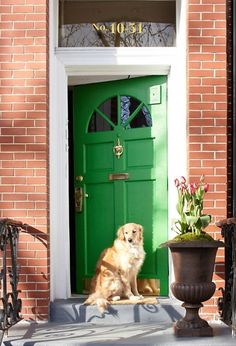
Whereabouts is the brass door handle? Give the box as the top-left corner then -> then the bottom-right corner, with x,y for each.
75,187 -> 88,213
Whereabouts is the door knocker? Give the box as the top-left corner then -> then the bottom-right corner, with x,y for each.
113,138 -> 123,159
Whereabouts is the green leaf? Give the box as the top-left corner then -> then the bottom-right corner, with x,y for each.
185,215 -> 199,226
185,214 -> 211,231
199,214 -> 211,229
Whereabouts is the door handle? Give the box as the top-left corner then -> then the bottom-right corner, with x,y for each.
75,187 -> 88,213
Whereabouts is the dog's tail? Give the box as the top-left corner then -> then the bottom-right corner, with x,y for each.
84,293 -> 109,314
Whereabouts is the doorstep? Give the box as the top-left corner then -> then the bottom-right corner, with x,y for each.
2,320 -> 234,346
49,297 -> 184,324
2,299 -> 235,346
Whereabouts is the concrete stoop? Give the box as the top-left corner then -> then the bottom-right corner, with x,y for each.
2,299 -> 235,346
49,297 -> 184,324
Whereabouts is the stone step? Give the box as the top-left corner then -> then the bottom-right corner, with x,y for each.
4,321 -> 234,346
50,297 -> 184,324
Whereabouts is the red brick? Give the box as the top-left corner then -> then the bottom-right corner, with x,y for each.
1,128 -> 26,136
15,186 -> 35,192
0,186 -> 14,192
1,79 -> 25,86
14,136 -> 34,144
28,194 -> 47,201
189,37 -> 215,45
1,144 -> 25,151
1,177 -> 27,186
189,86 -> 214,93
202,78 -> 226,86
0,202 -> 14,209
27,161 -> 46,168
202,94 -> 226,102
202,160 -> 226,167
190,152 -> 215,159
189,21 -> 214,29
13,120 -> 35,127
25,13 -> 47,21
189,119 -> 214,126
35,186 -> 47,193
202,29 -> 226,36
0,137 -> 14,144
3,194 -> 27,201
14,153 -> 34,159
189,45 -> 201,53
215,21 -> 226,28
0,104 -> 11,111
202,143 -> 226,151
189,135 -> 214,143
27,177 -> 47,185
202,61 -> 226,69
189,4 -> 213,12
0,153 -> 14,160
215,53 -> 227,61
13,103 -> 35,111
15,169 -> 34,176
189,143 -> 201,151
202,12 -> 226,20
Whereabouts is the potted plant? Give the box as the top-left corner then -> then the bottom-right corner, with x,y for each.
162,176 -> 224,337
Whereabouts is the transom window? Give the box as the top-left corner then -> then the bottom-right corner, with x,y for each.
59,0 -> 176,47
88,95 -> 152,132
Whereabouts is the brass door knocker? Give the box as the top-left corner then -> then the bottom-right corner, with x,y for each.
113,138 -> 123,159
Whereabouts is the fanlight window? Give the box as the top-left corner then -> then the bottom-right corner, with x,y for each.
59,0 -> 176,47
88,96 -> 152,133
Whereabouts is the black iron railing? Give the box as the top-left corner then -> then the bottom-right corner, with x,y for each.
0,218 -> 48,339
217,218 -> 236,335
0,219 -> 22,332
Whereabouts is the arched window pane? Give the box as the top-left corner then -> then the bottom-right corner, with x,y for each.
121,96 -> 152,129
88,96 -> 117,133
88,111 -> 114,132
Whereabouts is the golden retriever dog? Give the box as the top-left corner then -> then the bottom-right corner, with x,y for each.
84,223 -> 145,314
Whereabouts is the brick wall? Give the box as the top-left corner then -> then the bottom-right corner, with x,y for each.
188,0 -> 227,320
0,0 -> 49,319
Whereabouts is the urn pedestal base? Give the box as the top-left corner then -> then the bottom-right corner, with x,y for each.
167,241 -> 224,337
174,303 -> 213,337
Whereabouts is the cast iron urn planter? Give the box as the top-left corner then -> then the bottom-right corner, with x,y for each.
168,240 -> 224,337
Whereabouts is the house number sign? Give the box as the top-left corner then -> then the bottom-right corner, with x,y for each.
93,22 -> 143,34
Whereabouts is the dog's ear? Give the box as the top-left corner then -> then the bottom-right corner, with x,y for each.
117,226 -> 125,241
138,224 -> 143,242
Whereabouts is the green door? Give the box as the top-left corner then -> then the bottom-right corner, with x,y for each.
73,76 -> 168,295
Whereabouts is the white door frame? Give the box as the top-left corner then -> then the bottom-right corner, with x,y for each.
49,0 -> 187,300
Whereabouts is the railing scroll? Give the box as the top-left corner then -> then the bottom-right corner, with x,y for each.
0,218 -> 47,334
216,218 -> 236,336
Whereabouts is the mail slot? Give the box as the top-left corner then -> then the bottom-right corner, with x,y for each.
109,173 -> 129,181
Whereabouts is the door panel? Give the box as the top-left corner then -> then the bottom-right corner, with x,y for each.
73,76 -> 168,295
127,139 -> 154,167
126,180 -> 156,275
86,143 -> 114,171
86,182 -> 115,275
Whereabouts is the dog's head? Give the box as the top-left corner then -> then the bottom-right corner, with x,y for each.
117,223 -> 143,245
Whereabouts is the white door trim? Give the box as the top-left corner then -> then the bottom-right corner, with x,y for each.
49,0 -> 187,300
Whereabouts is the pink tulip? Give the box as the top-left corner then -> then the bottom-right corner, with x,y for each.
203,183 -> 209,192
187,183 -> 197,195
180,176 -> 186,184
174,178 -> 180,187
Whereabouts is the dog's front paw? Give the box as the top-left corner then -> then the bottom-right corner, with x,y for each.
129,295 -> 141,301
111,295 -> 121,301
